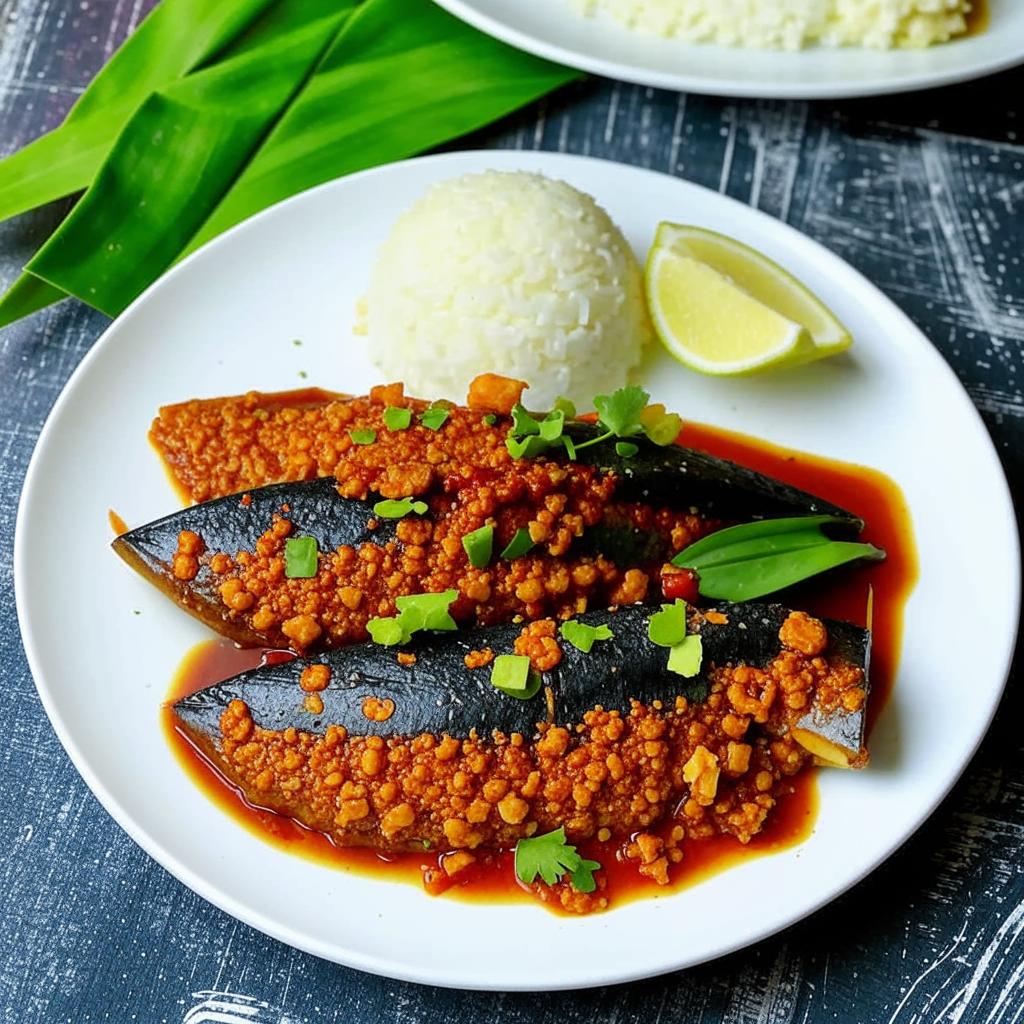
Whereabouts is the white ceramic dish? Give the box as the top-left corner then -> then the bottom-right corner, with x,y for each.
15,150 -> 1019,990
433,0 -> 1024,98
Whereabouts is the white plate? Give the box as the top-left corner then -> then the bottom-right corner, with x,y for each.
15,151 -> 1019,990
434,0 -> 1024,98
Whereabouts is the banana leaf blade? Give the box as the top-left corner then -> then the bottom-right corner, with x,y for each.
0,273 -> 67,328
0,0 -> 279,223
25,6 -> 357,316
183,0 -> 579,254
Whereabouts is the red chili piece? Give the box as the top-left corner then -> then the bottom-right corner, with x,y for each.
661,568 -> 700,603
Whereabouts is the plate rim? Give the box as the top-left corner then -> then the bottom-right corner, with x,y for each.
432,0 -> 1024,98
13,149 -> 1022,990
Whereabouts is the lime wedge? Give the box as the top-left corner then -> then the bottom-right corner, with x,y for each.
646,223 -> 852,376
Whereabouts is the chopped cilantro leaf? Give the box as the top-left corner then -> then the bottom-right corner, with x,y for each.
383,406 -> 412,431
648,600 -> 688,647
366,616 -> 408,646
615,441 -> 639,458
482,414 -> 497,426
539,410 -> 565,442
506,435 -> 551,460
500,528 -> 535,560
349,428 -> 376,445
373,497 -> 428,519
667,634 -> 703,677
559,620 -> 614,654
510,404 -> 541,436
284,536 -> 318,578
461,524 -> 494,568
553,396 -> 576,419
593,385 -> 649,438
514,827 -> 601,892
568,857 -> 602,894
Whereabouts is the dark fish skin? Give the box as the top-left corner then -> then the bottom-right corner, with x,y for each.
564,424 -> 862,527
114,432 -> 862,644
173,603 -> 871,764
112,478 -> 398,646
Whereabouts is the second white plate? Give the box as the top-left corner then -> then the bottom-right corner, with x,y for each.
434,0 -> 1024,98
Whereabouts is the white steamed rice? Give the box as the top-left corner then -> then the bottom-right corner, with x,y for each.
571,0 -> 972,49
360,171 -> 651,408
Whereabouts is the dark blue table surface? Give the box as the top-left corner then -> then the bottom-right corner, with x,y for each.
1,3 -> 1023,1021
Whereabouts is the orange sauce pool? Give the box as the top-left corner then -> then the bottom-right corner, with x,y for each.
162,421 -> 916,911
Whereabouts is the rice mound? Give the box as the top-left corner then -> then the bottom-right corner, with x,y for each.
571,0 -> 971,49
361,171 -> 651,408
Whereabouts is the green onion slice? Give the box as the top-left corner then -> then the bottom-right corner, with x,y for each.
349,428 -> 376,445
500,527 -> 535,560
461,524 -> 494,568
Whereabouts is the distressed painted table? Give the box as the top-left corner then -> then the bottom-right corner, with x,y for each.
1,2 -> 1022,1021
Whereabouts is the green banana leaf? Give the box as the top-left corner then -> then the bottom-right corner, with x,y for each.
1,0 -> 575,326
187,0 -> 579,252
0,0 -> 279,223
23,4 -> 357,317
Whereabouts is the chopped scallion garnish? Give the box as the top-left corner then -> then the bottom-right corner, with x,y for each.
615,441 -> 639,458
349,428 -> 376,445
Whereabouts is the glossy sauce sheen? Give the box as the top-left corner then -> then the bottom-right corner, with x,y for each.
163,421 -> 916,910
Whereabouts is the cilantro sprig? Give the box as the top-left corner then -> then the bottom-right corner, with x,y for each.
574,386 -> 682,453
514,827 -> 601,893
505,402 -> 575,461
505,388 -> 682,464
